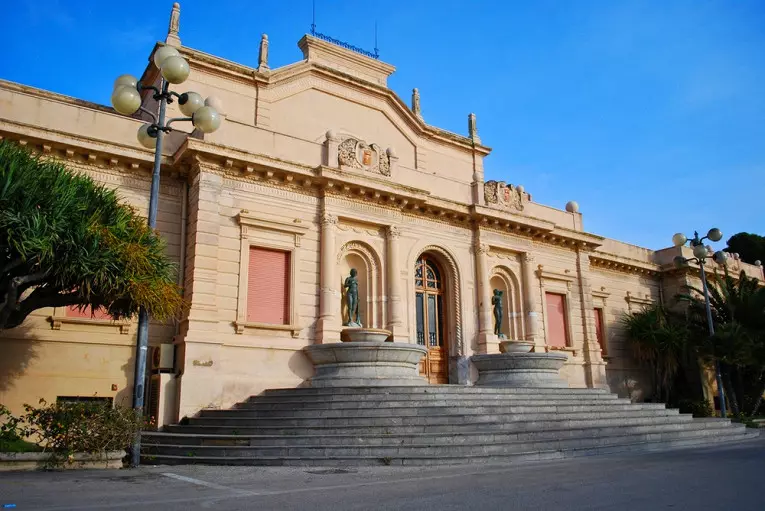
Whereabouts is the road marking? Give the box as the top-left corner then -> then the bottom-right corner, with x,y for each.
161,472 -> 254,496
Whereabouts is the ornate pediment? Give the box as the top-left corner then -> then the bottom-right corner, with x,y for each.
484,180 -> 528,211
337,136 -> 391,177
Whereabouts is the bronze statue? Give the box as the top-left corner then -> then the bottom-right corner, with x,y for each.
344,268 -> 361,327
491,289 -> 505,338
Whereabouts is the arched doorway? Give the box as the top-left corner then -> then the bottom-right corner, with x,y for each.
414,254 -> 448,383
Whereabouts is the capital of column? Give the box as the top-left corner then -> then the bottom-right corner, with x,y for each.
321,213 -> 338,226
475,243 -> 490,255
387,225 -> 401,240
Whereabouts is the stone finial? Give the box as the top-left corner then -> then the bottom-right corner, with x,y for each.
565,201 -> 580,213
411,88 -> 422,119
258,34 -> 269,71
166,2 -> 181,48
468,113 -> 481,144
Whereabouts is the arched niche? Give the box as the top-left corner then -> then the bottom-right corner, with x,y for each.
337,241 -> 383,329
490,265 -> 524,340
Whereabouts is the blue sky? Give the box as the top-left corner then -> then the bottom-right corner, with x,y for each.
2,0 -> 764,250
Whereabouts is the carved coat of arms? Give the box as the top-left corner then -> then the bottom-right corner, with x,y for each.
338,137 -> 391,177
484,180 -> 525,211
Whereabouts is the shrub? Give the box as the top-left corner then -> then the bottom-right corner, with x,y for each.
20,399 -> 143,465
677,398 -> 714,418
0,404 -> 23,446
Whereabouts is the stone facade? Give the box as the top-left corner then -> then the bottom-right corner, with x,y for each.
1,10 -> 762,424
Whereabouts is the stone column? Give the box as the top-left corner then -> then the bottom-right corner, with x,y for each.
317,211 -> 339,343
576,246 -> 608,388
386,226 -> 406,342
521,252 -> 542,349
475,242 -> 496,353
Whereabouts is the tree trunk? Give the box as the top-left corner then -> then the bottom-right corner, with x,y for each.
723,367 -> 740,416
750,374 -> 765,417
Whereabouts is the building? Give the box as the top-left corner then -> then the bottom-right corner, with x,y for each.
1,3 -> 761,426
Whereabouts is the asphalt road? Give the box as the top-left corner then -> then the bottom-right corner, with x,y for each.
1,437 -> 763,511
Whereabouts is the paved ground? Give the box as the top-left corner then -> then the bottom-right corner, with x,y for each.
1,437 -> 763,510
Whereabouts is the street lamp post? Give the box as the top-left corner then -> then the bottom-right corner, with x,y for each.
672,228 -> 728,418
111,45 -> 223,466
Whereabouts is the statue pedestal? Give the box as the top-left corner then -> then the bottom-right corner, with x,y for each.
471,352 -> 569,388
304,330 -> 427,387
341,327 -> 391,343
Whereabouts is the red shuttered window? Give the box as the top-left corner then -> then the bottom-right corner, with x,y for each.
594,308 -> 607,356
545,292 -> 568,348
247,247 -> 290,324
66,306 -> 112,320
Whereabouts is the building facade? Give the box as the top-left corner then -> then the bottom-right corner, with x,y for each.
1,4 -> 762,425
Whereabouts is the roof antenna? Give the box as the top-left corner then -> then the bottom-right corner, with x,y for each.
311,0 -> 316,35
374,21 -> 380,58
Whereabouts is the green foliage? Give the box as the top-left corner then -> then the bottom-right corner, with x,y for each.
621,304 -> 690,402
19,399 -> 143,465
0,139 -> 184,329
626,268 -> 765,417
724,232 -> 765,266
0,404 -> 24,447
677,398 -> 713,418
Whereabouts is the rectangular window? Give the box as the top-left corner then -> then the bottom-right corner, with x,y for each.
247,247 -> 290,324
65,305 -> 112,320
594,307 -> 607,356
545,292 -> 568,348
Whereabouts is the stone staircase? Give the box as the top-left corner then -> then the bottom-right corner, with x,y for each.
141,386 -> 759,466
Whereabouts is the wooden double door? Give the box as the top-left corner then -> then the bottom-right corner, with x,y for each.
415,255 -> 449,384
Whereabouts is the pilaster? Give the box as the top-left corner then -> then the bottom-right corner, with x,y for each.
316,210 -> 340,343
521,252 -> 542,349
386,225 -> 406,342
576,247 -> 608,388
175,163 -> 225,418
475,241 -> 497,353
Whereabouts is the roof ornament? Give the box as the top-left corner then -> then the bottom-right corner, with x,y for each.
258,34 -> 270,71
412,88 -> 422,119
468,113 -> 481,144
166,2 -> 181,47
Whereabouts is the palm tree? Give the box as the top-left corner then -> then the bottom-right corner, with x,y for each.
678,269 -> 765,417
0,139 -> 183,330
621,304 -> 690,403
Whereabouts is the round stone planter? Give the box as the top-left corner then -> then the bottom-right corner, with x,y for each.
0,450 -> 126,472
499,340 -> 534,353
471,352 -> 569,388
303,341 -> 428,387
341,327 -> 392,343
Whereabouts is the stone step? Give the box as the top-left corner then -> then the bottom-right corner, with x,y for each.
248,392 -> 620,404
143,430 -> 759,466
187,409 -> 681,428
142,426 -> 753,460
166,414 -> 696,436
261,386 -> 611,397
201,403 -> 669,419
236,396 -> 627,410
145,421 -> 740,448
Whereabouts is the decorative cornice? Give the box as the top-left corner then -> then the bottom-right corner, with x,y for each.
625,291 -> 654,306
589,252 -> 661,277
536,266 -> 577,283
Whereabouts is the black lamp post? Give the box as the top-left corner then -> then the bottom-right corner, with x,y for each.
672,228 -> 728,418
111,45 -> 223,466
